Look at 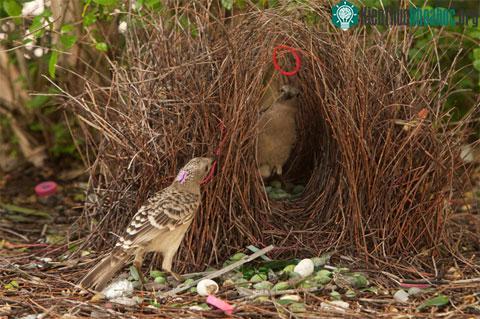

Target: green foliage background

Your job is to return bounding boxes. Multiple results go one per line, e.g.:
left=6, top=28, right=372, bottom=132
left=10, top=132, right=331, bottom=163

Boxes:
left=0, top=0, right=478, bottom=164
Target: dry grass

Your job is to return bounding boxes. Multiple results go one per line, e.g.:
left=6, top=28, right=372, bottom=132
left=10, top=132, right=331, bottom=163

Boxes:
left=67, top=1, right=475, bottom=275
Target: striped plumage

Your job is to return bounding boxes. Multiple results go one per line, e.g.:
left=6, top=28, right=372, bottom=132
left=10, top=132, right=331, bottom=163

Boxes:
left=79, top=157, right=214, bottom=290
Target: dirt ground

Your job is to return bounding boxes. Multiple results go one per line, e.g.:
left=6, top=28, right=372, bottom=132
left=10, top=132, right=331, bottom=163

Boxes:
left=0, top=164, right=479, bottom=318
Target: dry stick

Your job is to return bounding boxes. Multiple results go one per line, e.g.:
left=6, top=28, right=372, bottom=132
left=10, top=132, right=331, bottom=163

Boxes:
left=240, top=287, right=320, bottom=300
left=162, top=245, right=275, bottom=296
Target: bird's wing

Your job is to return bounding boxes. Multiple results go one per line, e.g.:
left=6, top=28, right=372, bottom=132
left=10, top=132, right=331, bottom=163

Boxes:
left=116, top=187, right=200, bottom=250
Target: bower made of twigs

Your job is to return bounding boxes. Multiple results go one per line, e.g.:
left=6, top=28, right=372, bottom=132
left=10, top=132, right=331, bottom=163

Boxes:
left=73, top=3, right=469, bottom=273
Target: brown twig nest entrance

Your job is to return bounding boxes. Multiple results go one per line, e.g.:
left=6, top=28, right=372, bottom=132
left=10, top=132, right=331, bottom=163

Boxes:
left=74, top=4, right=470, bottom=273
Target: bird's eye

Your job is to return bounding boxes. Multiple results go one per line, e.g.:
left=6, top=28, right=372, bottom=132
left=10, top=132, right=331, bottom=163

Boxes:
left=204, top=166, right=209, bottom=172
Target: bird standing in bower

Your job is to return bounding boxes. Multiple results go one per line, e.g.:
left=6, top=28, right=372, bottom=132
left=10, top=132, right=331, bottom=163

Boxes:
left=257, top=85, right=300, bottom=179
left=79, top=157, right=214, bottom=290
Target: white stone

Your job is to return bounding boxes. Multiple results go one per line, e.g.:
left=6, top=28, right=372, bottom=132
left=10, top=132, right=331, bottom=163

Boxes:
left=22, top=0, right=45, bottom=16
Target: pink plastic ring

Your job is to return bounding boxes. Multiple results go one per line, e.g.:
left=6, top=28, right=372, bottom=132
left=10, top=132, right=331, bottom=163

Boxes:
left=272, top=45, right=301, bottom=76
left=35, top=181, right=58, bottom=197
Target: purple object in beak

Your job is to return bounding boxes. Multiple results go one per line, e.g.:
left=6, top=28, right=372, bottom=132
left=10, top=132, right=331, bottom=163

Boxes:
left=176, top=170, right=188, bottom=184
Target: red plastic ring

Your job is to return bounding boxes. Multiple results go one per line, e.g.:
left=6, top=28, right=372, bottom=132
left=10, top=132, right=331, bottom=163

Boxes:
left=35, top=181, right=58, bottom=197
left=272, top=45, right=301, bottom=76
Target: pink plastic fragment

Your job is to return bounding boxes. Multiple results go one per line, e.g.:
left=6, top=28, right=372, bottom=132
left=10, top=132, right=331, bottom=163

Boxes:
left=206, top=295, right=234, bottom=315
left=35, top=181, right=58, bottom=197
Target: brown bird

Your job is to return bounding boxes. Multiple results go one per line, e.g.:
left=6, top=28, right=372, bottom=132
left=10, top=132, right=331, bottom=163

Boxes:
left=257, top=85, right=300, bottom=179
left=79, top=157, right=214, bottom=290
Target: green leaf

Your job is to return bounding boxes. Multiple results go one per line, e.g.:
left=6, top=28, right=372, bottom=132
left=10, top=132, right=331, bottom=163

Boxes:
left=469, top=31, right=480, bottom=39
left=257, top=0, right=268, bottom=8
left=145, top=0, right=163, bottom=10
left=473, top=60, right=480, bottom=71
left=60, top=34, right=77, bottom=50
left=272, top=281, right=290, bottom=291
left=29, top=16, right=45, bottom=37
left=235, top=0, right=246, bottom=9
left=83, top=10, right=97, bottom=27
left=473, top=48, right=480, bottom=61
left=417, top=294, right=449, bottom=311
left=3, top=0, right=20, bottom=16
left=92, top=0, right=117, bottom=6
left=149, top=270, right=165, bottom=278
left=48, top=51, right=58, bottom=79
left=277, top=299, right=295, bottom=305
left=61, top=24, right=74, bottom=33
left=4, top=280, right=19, bottom=290
left=95, top=42, right=108, bottom=52
left=330, top=291, right=341, bottom=300
left=289, top=302, right=306, bottom=313
left=250, top=273, right=267, bottom=283
left=129, top=266, right=140, bottom=281
left=349, top=273, right=369, bottom=288
left=268, top=0, right=278, bottom=7
left=221, top=0, right=233, bottom=10
left=230, top=252, right=246, bottom=261
left=27, top=94, right=50, bottom=109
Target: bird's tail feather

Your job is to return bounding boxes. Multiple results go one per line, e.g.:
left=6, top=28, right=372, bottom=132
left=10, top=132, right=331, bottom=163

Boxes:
left=79, top=249, right=130, bottom=291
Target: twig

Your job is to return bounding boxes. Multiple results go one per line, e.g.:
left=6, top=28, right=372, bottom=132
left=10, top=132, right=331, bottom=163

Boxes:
left=0, top=226, right=29, bottom=241
left=238, top=287, right=320, bottom=300
left=358, top=298, right=395, bottom=304
left=161, top=245, right=274, bottom=296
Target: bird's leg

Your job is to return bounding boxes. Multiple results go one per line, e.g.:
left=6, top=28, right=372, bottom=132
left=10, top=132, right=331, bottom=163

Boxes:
left=162, top=252, right=184, bottom=282
left=133, top=249, right=146, bottom=287
left=274, top=165, right=283, bottom=176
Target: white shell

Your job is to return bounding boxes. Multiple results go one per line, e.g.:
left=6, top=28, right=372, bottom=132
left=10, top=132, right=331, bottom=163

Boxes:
left=196, top=279, right=219, bottom=296
left=33, top=47, right=43, bottom=57
left=118, top=21, right=127, bottom=34
left=102, top=279, right=133, bottom=300
left=320, top=300, right=350, bottom=312
left=393, top=289, right=409, bottom=303
left=294, top=259, right=315, bottom=277
left=280, top=294, right=300, bottom=302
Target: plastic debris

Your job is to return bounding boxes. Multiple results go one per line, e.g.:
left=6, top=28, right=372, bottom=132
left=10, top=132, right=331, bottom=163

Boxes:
left=206, top=295, right=234, bottom=315
left=35, top=181, right=58, bottom=197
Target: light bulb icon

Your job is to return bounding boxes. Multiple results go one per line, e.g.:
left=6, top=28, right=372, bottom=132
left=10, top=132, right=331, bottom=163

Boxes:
left=337, top=5, right=354, bottom=30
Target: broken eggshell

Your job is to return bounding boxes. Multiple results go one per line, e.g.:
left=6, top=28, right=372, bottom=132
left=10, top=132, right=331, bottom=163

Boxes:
left=197, top=279, right=219, bottom=296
